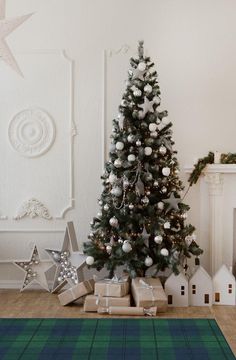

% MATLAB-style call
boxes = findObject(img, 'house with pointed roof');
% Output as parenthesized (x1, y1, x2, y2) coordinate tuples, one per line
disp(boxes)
(165, 271, 189, 307)
(213, 264, 236, 305)
(189, 266, 213, 306)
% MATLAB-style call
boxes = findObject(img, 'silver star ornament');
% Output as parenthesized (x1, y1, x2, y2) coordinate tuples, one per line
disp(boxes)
(163, 193, 181, 212)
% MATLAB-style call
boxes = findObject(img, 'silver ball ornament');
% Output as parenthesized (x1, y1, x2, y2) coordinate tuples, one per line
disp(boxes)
(162, 167, 171, 176)
(138, 62, 146, 71)
(129, 203, 134, 210)
(122, 241, 132, 253)
(164, 222, 171, 229)
(116, 142, 124, 151)
(149, 123, 157, 132)
(111, 187, 122, 197)
(144, 256, 153, 267)
(159, 145, 167, 155)
(144, 147, 152, 156)
(127, 134, 135, 143)
(109, 216, 119, 228)
(160, 248, 169, 257)
(154, 235, 163, 244)
(144, 84, 152, 93)
(104, 204, 109, 211)
(157, 201, 164, 210)
(133, 89, 142, 97)
(136, 140, 141, 147)
(150, 131, 158, 138)
(128, 154, 136, 162)
(114, 159, 122, 168)
(86, 256, 94, 266)
(106, 245, 112, 254)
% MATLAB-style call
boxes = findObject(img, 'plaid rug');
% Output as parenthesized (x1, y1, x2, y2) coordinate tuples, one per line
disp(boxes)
(0, 318, 234, 359)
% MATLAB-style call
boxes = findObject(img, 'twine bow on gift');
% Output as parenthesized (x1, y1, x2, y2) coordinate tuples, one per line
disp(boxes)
(95, 294, 109, 307)
(143, 307, 157, 316)
(139, 279, 156, 307)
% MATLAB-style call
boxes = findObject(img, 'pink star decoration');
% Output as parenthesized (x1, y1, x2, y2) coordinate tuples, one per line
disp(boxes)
(0, 0, 33, 76)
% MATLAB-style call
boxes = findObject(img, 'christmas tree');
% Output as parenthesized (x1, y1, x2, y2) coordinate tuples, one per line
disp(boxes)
(84, 41, 203, 278)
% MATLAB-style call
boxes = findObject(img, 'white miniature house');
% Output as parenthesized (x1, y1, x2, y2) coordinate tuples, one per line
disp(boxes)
(165, 272, 189, 307)
(213, 264, 236, 305)
(189, 266, 213, 306)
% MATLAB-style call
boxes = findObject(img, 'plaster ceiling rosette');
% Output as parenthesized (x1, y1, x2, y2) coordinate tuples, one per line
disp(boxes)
(8, 108, 55, 158)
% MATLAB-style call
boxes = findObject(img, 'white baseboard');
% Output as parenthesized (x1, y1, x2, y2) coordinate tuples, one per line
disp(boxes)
(0, 280, 54, 290)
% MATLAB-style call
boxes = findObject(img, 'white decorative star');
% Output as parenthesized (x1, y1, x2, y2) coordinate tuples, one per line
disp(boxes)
(0, 0, 33, 76)
(163, 193, 181, 212)
(46, 222, 87, 293)
(141, 227, 150, 247)
(132, 66, 145, 81)
(14, 245, 51, 292)
(139, 97, 159, 119)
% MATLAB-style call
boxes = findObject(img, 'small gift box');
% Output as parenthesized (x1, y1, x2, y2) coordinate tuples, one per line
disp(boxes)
(84, 294, 130, 312)
(94, 275, 130, 297)
(97, 306, 157, 316)
(131, 277, 167, 312)
(58, 279, 94, 306)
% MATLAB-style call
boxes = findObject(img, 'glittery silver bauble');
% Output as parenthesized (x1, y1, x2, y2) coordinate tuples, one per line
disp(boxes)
(109, 216, 119, 228)
(154, 235, 163, 244)
(149, 123, 157, 132)
(161, 187, 167, 194)
(144, 256, 153, 267)
(157, 201, 164, 209)
(141, 196, 149, 205)
(122, 241, 132, 253)
(159, 145, 167, 155)
(86, 256, 94, 266)
(116, 142, 124, 151)
(128, 154, 136, 162)
(144, 147, 152, 156)
(150, 131, 158, 138)
(160, 248, 169, 256)
(133, 89, 142, 97)
(144, 84, 152, 93)
(138, 62, 146, 71)
(136, 140, 141, 147)
(162, 167, 171, 176)
(129, 203, 134, 210)
(114, 159, 122, 168)
(111, 186, 122, 197)
(164, 222, 171, 229)
(104, 204, 109, 211)
(127, 134, 135, 143)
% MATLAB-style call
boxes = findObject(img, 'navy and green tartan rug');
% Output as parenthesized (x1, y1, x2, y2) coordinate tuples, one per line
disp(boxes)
(0, 318, 234, 359)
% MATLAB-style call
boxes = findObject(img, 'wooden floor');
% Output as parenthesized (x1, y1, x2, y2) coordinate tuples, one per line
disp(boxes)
(0, 290, 235, 356)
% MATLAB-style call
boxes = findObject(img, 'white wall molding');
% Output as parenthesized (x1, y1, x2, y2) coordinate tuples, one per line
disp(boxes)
(14, 198, 52, 220)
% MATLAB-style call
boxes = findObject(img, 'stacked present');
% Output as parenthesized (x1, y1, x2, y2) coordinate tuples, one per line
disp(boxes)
(58, 275, 167, 317)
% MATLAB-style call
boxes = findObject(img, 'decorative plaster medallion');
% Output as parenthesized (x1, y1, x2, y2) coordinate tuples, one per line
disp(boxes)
(8, 108, 55, 157)
(14, 198, 52, 220)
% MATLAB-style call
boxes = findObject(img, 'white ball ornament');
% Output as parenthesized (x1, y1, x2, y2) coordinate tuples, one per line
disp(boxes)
(133, 89, 142, 97)
(116, 142, 124, 151)
(109, 216, 119, 228)
(104, 204, 109, 211)
(86, 256, 94, 266)
(144, 84, 152, 93)
(154, 235, 163, 244)
(164, 222, 171, 229)
(129, 203, 134, 210)
(149, 123, 157, 132)
(128, 154, 136, 162)
(106, 245, 112, 254)
(138, 62, 146, 71)
(150, 131, 158, 138)
(162, 117, 170, 125)
(109, 173, 117, 184)
(162, 167, 171, 176)
(114, 159, 122, 168)
(160, 248, 169, 257)
(122, 241, 132, 253)
(111, 187, 122, 197)
(144, 147, 152, 156)
(127, 134, 135, 143)
(136, 140, 141, 147)
(157, 201, 164, 210)
(145, 256, 153, 267)
(159, 145, 167, 155)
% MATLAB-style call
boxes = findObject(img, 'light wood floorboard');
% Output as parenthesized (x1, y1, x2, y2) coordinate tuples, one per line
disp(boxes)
(0, 290, 235, 356)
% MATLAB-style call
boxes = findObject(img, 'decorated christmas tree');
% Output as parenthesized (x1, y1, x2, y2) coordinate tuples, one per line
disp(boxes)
(84, 41, 203, 278)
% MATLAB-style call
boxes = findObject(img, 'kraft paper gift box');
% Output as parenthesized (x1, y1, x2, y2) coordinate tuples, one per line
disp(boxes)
(97, 306, 157, 316)
(131, 277, 167, 312)
(94, 277, 130, 297)
(84, 294, 131, 312)
(58, 279, 94, 306)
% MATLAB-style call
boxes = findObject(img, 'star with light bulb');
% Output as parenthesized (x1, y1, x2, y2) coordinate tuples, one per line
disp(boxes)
(46, 222, 87, 293)
(163, 193, 182, 212)
(0, 0, 33, 76)
(14, 245, 51, 292)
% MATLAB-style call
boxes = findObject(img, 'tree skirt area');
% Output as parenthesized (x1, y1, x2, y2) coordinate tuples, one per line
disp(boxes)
(0, 318, 234, 359)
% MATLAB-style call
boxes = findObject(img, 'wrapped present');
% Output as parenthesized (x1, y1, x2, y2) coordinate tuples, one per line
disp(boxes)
(131, 277, 167, 312)
(84, 294, 130, 312)
(94, 275, 129, 297)
(58, 279, 94, 306)
(97, 306, 157, 316)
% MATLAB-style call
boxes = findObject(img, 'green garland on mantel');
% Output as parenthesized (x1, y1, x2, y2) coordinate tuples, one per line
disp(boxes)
(188, 151, 236, 186)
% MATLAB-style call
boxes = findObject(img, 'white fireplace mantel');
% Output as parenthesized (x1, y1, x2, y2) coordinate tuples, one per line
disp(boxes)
(184, 164, 236, 275)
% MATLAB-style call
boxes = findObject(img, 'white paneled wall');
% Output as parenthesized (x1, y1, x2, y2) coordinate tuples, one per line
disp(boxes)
(1, 0, 236, 284)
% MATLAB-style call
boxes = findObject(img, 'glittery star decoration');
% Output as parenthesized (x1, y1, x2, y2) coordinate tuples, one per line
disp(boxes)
(0, 0, 33, 76)
(163, 193, 182, 212)
(141, 227, 150, 247)
(139, 96, 159, 119)
(14, 245, 51, 292)
(131, 66, 145, 81)
(46, 222, 87, 293)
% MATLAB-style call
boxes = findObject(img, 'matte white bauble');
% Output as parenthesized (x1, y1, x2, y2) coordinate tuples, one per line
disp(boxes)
(162, 167, 170, 176)
(122, 241, 132, 253)
(111, 187, 122, 197)
(154, 235, 163, 244)
(106, 245, 112, 254)
(160, 248, 169, 257)
(159, 145, 167, 155)
(164, 222, 171, 229)
(144, 84, 152, 93)
(109, 217, 119, 227)
(138, 62, 146, 71)
(114, 159, 122, 168)
(145, 256, 153, 267)
(109, 173, 117, 184)
(136, 140, 141, 147)
(116, 142, 124, 151)
(128, 154, 136, 162)
(86, 256, 94, 266)
(162, 117, 170, 125)
(149, 123, 157, 132)
(129, 203, 134, 210)
(150, 131, 158, 138)
(144, 147, 152, 156)
(127, 134, 135, 143)
(157, 201, 164, 210)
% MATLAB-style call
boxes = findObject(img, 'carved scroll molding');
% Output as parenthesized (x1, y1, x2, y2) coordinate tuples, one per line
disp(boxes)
(102, 44, 131, 169)
(8, 108, 55, 158)
(14, 198, 52, 220)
